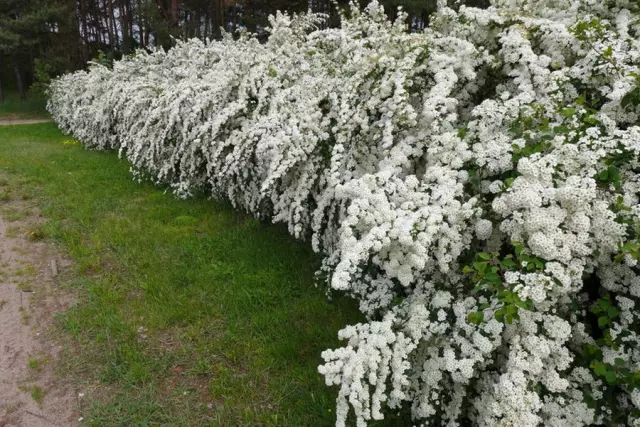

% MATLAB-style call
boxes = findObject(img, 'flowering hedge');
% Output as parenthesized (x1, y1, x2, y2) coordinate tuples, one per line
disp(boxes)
(48, 0, 640, 425)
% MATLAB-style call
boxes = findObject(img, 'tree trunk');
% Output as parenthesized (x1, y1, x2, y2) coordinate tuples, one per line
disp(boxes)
(28, 48, 35, 87)
(195, 11, 201, 38)
(0, 54, 4, 104)
(119, 0, 130, 53)
(213, 0, 222, 38)
(79, 0, 89, 61)
(171, 0, 179, 25)
(183, 10, 189, 39)
(128, 0, 134, 48)
(95, 4, 105, 45)
(108, 0, 120, 49)
(233, 2, 238, 34)
(69, 1, 85, 67)
(14, 65, 26, 101)
(139, 9, 145, 48)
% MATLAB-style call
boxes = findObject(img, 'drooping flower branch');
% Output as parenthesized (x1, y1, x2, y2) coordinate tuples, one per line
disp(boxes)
(48, 1, 640, 425)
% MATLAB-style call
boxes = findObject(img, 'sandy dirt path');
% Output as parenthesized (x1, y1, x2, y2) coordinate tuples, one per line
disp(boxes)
(0, 201, 77, 427)
(0, 120, 53, 126)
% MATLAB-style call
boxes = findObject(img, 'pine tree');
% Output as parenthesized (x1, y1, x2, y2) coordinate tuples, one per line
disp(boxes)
(0, 0, 75, 101)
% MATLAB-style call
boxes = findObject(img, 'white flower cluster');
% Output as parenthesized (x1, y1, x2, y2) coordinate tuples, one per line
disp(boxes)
(48, 0, 640, 425)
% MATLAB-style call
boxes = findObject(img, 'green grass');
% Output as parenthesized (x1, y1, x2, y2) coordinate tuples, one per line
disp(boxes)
(28, 355, 49, 372)
(0, 123, 365, 426)
(0, 90, 49, 119)
(29, 385, 46, 404)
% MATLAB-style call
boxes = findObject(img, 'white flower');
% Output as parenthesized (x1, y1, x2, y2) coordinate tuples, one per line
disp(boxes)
(48, 1, 640, 425)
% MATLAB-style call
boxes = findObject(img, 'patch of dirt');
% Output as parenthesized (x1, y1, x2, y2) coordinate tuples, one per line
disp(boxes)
(0, 119, 53, 126)
(0, 201, 78, 427)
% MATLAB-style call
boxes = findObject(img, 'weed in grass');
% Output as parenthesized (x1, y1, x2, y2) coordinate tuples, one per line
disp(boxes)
(29, 385, 46, 404)
(25, 225, 46, 241)
(189, 359, 212, 376)
(1, 206, 32, 221)
(19, 306, 31, 324)
(28, 358, 41, 371)
(14, 265, 36, 277)
(173, 215, 198, 226)
(28, 356, 50, 372)
(17, 281, 34, 293)
(6, 226, 21, 237)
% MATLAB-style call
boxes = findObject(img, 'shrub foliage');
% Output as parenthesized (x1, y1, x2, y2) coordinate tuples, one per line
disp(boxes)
(48, 0, 640, 425)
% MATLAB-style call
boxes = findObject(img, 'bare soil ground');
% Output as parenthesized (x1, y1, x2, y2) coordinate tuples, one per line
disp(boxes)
(0, 200, 77, 427)
(0, 120, 53, 126)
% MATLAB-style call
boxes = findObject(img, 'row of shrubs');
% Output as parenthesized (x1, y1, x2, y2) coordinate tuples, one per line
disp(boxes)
(48, 1, 640, 425)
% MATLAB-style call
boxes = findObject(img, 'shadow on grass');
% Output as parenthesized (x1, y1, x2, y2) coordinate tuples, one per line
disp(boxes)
(0, 90, 49, 120)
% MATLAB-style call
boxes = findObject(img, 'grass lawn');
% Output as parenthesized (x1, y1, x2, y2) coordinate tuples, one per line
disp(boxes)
(0, 123, 365, 426)
(0, 90, 49, 120)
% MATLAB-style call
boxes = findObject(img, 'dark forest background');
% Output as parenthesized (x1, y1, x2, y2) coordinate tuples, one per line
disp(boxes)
(0, 0, 488, 102)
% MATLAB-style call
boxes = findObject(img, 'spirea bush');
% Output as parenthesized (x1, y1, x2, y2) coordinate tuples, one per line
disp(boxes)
(48, 0, 640, 425)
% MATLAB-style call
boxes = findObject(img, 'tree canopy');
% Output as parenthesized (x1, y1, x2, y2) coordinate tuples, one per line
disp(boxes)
(0, 0, 491, 101)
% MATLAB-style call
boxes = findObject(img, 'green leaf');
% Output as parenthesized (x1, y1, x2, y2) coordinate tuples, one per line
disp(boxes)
(621, 87, 640, 110)
(584, 115, 598, 125)
(467, 311, 484, 325)
(598, 298, 610, 310)
(500, 258, 517, 269)
(505, 312, 514, 324)
(473, 261, 488, 273)
(484, 271, 501, 282)
(598, 316, 610, 328)
(553, 125, 570, 134)
(560, 107, 576, 117)
(604, 370, 617, 384)
(592, 361, 607, 376)
(584, 344, 602, 359)
(513, 243, 523, 257)
(478, 252, 491, 260)
(609, 166, 621, 190)
(576, 93, 587, 105)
